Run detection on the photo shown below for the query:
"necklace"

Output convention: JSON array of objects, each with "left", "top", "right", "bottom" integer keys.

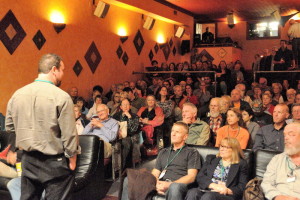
[{"left": 227, "top": 125, "right": 240, "bottom": 138}]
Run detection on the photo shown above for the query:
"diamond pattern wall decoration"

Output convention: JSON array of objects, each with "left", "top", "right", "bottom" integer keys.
[
  {"left": 133, "top": 30, "right": 144, "bottom": 55},
  {"left": 149, "top": 50, "right": 154, "bottom": 62},
  {"left": 0, "top": 10, "right": 26, "bottom": 54},
  {"left": 162, "top": 45, "right": 171, "bottom": 61},
  {"left": 172, "top": 47, "right": 176, "bottom": 56},
  {"left": 73, "top": 60, "right": 83, "bottom": 77},
  {"left": 154, "top": 43, "right": 159, "bottom": 54},
  {"left": 32, "top": 30, "right": 46, "bottom": 50},
  {"left": 116, "top": 45, "right": 123, "bottom": 59},
  {"left": 169, "top": 38, "right": 173, "bottom": 47},
  {"left": 84, "top": 42, "right": 102, "bottom": 74},
  {"left": 122, "top": 52, "right": 129, "bottom": 65}
]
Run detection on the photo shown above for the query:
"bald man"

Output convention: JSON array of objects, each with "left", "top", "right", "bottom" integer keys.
[
  {"left": 262, "top": 122, "right": 300, "bottom": 200},
  {"left": 230, "top": 89, "right": 251, "bottom": 111},
  {"left": 253, "top": 103, "right": 290, "bottom": 152},
  {"left": 82, "top": 104, "right": 119, "bottom": 158}
]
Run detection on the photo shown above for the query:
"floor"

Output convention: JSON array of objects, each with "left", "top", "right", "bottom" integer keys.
[{"left": 102, "top": 157, "right": 157, "bottom": 200}]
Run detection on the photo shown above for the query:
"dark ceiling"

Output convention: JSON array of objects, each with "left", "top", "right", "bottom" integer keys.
[{"left": 156, "top": 0, "right": 300, "bottom": 22}]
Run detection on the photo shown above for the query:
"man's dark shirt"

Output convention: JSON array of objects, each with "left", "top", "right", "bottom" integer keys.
[
  {"left": 155, "top": 145, "right": 201, "bottom": 181},
  {"left": 274, "top": 47, "right": 294, "bottom": 71},
  {"left": 253, "top": 123, "right": 286, "bottom": 152}
]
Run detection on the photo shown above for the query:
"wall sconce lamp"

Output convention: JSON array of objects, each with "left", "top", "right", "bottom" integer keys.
[
  {"left": 53, "top": 23, "right": 66, "bottom": 34},
  {"left": 227, "top": 12, "right": 235, "bottom": 29},
  {"left": 50, "top": 11, "right": 66, "bottom": 34},
  {"left": 118, "top": 27, "right": 128, "bottom": 43}
]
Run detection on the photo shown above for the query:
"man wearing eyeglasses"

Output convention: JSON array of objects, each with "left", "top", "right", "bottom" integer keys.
[
  {"left": 82, "top": 104, "right": 119, "bottom": 158},
  {"left": 261, "top": 122, "right": 300, "bottom": 200}
]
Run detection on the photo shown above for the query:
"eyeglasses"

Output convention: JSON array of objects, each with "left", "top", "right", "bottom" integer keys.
[{"left": 220, "top": 145, "right": 232, "bottom": 149}]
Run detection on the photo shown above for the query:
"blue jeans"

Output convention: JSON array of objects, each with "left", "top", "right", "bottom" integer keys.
[
  {"left": 122, "top": 177, "right": 188, "bottom": 200},
  {"left": 7, "top": 177, "right": 21, "bottom": 200},
  {"left": 7, "top": 177, "right": 46, "bottom": 200}
]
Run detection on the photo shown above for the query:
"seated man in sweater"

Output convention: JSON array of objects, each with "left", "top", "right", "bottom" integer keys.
[
  {"left": 181, "top": 103, "right": 210, "bottom": 146},
  {"left": 82, "top": 104, "right": 119, "bottom": 158},
  {"left": 121, "top": 122, "right": 201, "bottom": 200}
]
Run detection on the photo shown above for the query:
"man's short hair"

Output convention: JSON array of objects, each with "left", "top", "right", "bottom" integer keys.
[
  {"left": 183, "top": 102, "right": 197, "bottom": 114},
  {"left": 123, "top": 87, "right": 133, "bottom": 93},
  {"left": 275, "top": 103, "right": 290, "bottom": 114},
  {"left": 173, "top": 85, "right": 181, "bottom": 91},
  {"left": 93, "top": 85, "right": 103, "bottom": 94},
  {"left": 96, "top": 103, "right": 109, "bottom": 111},
  {"left": 284, "top": 122, "right": 300, "bottom": 134},
  {"left": 38, "top": 53, "right": 62, "bottom": 74},
  {"left": 280, "top": 40, "right": 288, "bottom": 44},
  {"left": 291, "top": 103, "right": 300, "bottom": 111},
  {"left": 173, "top": 121, "right": 189, "bottom": 135}
]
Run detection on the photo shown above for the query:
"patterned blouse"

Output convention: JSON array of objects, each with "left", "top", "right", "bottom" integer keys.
[
  {"left": 211, "top": 160, "right": 231, "bottom": 183},
  {"left": 157, "top": 100, "right": 174, "bottom": 119}
]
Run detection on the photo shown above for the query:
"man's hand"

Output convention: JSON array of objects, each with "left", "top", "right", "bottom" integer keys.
[
  {"left": 69, "top": 155, "right": 77, "bottom": 171},
  {"left": 6, "top": 151, "right": 17, "bottom": 165},
  {"left": 91, "top": 118, "right": 104, "bottom": 128},
  {"left": 156, "top": 181, "right": 172, "bottom": 194},
  {"left": 123, "top": 111, "right": 131, "bottom": 118}
]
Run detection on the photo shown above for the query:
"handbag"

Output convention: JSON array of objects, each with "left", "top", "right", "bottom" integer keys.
[{"left": 243, "top": 177, "right": 265, "bottom": 200}]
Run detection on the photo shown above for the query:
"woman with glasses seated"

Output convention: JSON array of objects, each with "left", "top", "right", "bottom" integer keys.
[
  {"left": 107, "top": 91, "right": 121, "bottom": 116},
  {"left": 215, "top": 108, "right": 250, "bottom": 149},
  {"left": 137, "top": 95, "right": 164, "bottom": 153},
  {"left": 185, "top": 137, "right": 248, "bottom": 200}
]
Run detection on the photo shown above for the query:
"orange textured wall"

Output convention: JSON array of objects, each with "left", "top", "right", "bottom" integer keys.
[
  {"left": 193, "top": 47, "right": 242, "bottom": 66},
  {"left": 217, "top": 21, "right": 291, "bottom": 70},
  {"left": 0, "top": 0, "right": 193, "bottom": 114}
]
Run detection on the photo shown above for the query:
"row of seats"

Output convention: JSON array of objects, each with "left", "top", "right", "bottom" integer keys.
[{"left": 125, "top": 145, "right": 280, "bottom": 199}]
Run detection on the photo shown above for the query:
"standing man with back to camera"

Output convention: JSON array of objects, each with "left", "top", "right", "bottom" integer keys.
[{"left": 5, "top": 53, "right": 80, "bottom": 200}]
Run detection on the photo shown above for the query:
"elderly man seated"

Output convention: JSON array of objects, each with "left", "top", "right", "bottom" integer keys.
[
  {"left": 82, "top": 104, "right": 119, "bottom": 158},
  {"left": 121, "top": 122, "right": 201, "bottom": 200},
  {"left": 203, "top": 98, "right": 226, "bottom": 146},
  {"left": 230, "top": 89, "right": 251, "bottom": 111},
  {"left": 261, "top": 122, "right": 300, "bottom": 200},
  {"left": 181, "top": 103, "right": 210, "bottom": 146}
]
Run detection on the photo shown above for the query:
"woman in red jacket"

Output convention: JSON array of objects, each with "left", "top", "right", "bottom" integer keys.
[{"left": 137, "top": 95, "right": 164, "bottom": 151}]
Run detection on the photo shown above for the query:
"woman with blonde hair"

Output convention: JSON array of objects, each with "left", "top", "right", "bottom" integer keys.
[
  {"left": 215, "top": 108, "right": 250, "bottom": 149},
  {"left": 137, "top": 95, "right": 164, "bottom": 153},
  {"left": 272, "top": 82, "right": 284, "bottom": 103},
  {"left": 185, "top": 137, "right": 248, "bottom": 200}
]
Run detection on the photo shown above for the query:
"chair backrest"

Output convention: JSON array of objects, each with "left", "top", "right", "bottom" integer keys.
[
  {"left": 255, "top": 149, "right": 280, "bottom": 178},
  {"left": 0, "top": 131, "right": 15, "bottom": 151},
  {"left": 188, "top": 145, "right": 255, "bottom": 179},
  {"left": 74, "top": 135, "right": 104, "bottom": 191}
]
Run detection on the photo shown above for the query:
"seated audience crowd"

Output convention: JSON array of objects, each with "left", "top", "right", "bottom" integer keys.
[{"left": 1, "top": 56, "right": 300, "bottom": 200}]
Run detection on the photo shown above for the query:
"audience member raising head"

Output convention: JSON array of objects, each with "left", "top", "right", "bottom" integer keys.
[
  {"left": 215, "top": 108, "right": 250, "bottom": 149},
  {"left": 181, "top": 103, "right": 210, "bottom": 146}
]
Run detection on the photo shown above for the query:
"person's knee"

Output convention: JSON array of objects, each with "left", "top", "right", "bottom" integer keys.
[
  {"left": 167, "top": 183, "right": 187, "bottom": 195},
  {"left": 185, "top": 188, "right": 201, "bottom": 200},
  {"left": 200, "top": 192, "right": 217, "bottom": 200}
]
